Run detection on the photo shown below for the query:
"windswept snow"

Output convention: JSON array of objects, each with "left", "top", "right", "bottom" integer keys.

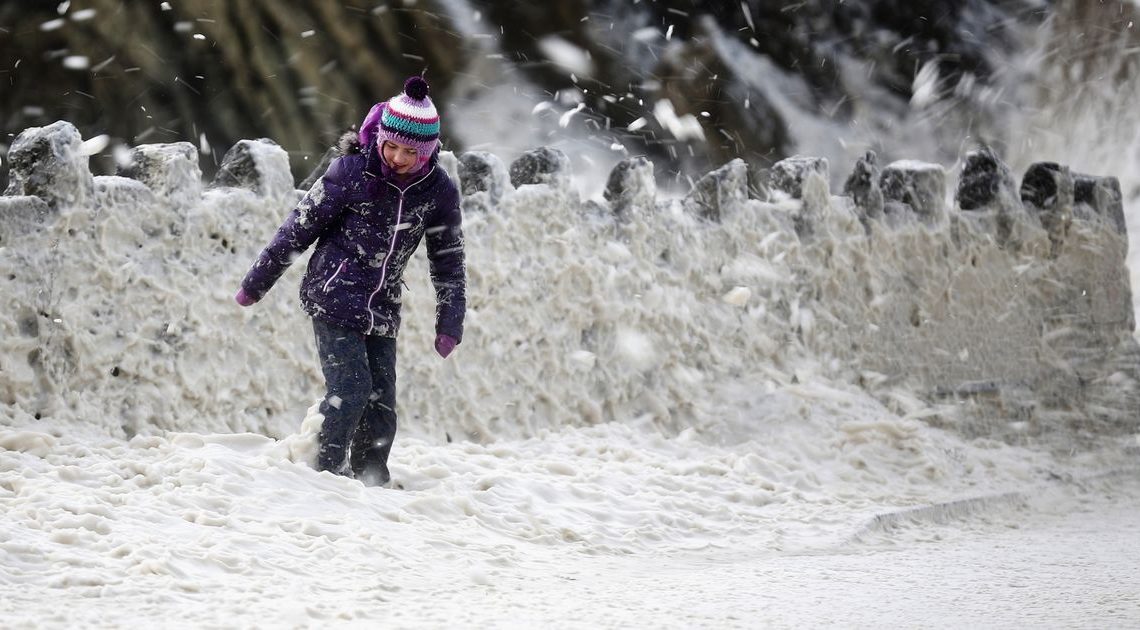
[
  {"left": 2, "top": 116, "right": 1139, "bottom": 626},
  {"left": 1, "top": 401, "right": 1137, "bottom": 627}
]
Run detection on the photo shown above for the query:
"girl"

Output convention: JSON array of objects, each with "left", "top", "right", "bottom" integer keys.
[{"left": 235, "top": 76, "right": 466, "bottom": 486}]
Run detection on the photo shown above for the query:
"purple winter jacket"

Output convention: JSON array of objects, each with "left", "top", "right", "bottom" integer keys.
[{"left": 240, "top": 134, "right": 465, "bottom": 341}]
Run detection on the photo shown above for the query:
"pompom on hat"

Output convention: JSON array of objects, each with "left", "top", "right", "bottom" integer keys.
[{"left": 359, "top": 76, "right": 441, "bottom": 161}]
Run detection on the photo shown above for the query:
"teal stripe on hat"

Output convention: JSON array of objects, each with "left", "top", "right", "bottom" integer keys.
[{"left": 382, "top": 111, "right": 440, "bottom": 138}]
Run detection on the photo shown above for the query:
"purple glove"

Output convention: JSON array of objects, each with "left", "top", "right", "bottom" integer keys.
[
  {"left": 434, "top": 334, "right": 458, "bottom": 358},
  {"left": 235, "top": 288, "right": 257, "bottom": 307}
]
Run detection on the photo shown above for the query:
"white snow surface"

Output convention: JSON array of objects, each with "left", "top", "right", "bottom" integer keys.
[
  {"left": 3, "top": 152, "right": 1140, "bottom": 625},
  {"left": 2, "top": 401, "right": 1138, "bottom": 627}
]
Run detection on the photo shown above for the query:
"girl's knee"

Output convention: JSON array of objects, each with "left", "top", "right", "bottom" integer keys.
[{"left": 328, "top": 378, "right": 372, "bottom": 414}]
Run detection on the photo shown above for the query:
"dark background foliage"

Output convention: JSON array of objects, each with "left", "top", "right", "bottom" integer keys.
[{"left": 0, "top": 1, "right": 1133, "bottom": 187}]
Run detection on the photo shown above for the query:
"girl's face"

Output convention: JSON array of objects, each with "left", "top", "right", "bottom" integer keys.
[{"left": 381, "top": 140, "right": 419, "bottom": 174}]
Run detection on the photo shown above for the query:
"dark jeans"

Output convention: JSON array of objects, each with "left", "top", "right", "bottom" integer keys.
[{"left": 311, "top": 318, "right": 397, "bottom": 481}]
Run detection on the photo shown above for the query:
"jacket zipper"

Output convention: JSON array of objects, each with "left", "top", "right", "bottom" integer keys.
[
  {"left": 365, "top": 167, "right": 436, "bottom": 335},
  {"left": 322, "top": 259, "right": 348, "bottom": 292}
]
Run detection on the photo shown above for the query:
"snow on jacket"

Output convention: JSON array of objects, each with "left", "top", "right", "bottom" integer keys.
[{"left": 240, "top": 133, "right": 466, "bottom": 341}]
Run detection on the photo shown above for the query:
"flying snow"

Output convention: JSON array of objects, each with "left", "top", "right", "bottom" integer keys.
[{"left": 537, "top": 35, "right": 594, "bottom": 77}]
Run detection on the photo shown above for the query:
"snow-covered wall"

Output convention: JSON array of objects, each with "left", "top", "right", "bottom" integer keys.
[{"left": 2, "top": 121, "right": 1137, "bottom": 444}]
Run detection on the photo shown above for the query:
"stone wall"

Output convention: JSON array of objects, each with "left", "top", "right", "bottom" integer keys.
[{"left": 2, "top": 120, "right": 1137, "bottom": 445}]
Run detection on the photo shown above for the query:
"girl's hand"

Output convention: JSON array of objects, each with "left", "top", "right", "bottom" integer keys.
[
  {"left": 434, "top": 334, "right": 458, "bottom": 358},
  {"left": 235, "top": 288, "right": 257, "bottom": 307}
]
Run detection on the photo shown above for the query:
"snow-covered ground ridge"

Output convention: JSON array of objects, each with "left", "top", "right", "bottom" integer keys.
[{"left": 1, "top": 119, "right": 1137, "bottom": 447}]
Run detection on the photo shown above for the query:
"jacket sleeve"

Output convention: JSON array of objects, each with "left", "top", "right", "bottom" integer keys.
[
  {"left": 425, "top": 182, "right": 467, "bottom": 342},
  {"left": 240, "top": 158, "right": 351, "bottom": 301}
]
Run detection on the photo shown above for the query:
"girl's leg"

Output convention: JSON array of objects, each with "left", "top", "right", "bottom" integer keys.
[
  {"left": 350, "top": 335, "right": 398, "bottom": 484},
  {"left": 312, "top": 318, "right": 372, "bottom": 474}
]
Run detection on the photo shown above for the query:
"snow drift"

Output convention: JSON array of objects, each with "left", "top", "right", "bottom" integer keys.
[{"left": 1, "top": 120, "right": 1137, "bottom": 448}]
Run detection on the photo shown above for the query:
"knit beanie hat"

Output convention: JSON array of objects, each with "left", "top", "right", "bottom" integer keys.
[{"left": 358, "top": 76, "right": 440, "bottom": 160}]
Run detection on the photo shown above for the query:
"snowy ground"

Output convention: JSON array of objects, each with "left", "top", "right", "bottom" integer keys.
[
  {"left": 3, "top": 128, "right": 1138, "bottom": 630},
  {"left": 4, "top": 119, "right": 1138, "bottom": 630},
  {"left": 2, "top": 390, "right": 1137, "bottom": 628}
]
